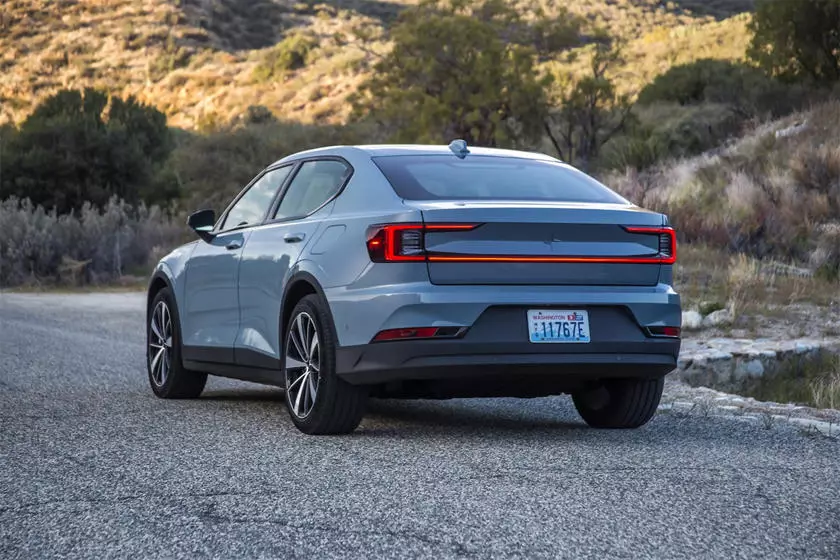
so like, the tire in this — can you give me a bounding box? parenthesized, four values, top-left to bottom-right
(283, 294, 368, 435)
(572, 377, 663, 429)
(147, 287, 207, 399)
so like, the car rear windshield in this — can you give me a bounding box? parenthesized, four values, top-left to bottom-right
(372, 155, 627, 204)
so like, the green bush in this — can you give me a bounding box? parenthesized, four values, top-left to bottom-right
(749, 0, 840, 85)
(600, 103, 744, 171)
(638, 59, 807, 118)
(252, 32, 318, 82)
(0, 89, 174, 214)
(170, 120, 377, 213)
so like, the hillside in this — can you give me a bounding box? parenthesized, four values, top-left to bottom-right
(1, 0, 755, 129)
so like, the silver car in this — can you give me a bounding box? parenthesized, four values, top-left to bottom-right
(146, 141, 681, 434)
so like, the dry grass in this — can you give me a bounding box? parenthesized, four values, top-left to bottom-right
(810, 366, 840, 410)
(0, 0, 755, 129)
(607, 100, 840, 280)
(676, 244, 839, 312)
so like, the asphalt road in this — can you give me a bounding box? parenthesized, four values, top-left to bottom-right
(1, 293, 838, 559)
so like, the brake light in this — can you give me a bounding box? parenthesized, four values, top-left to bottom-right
(648, 326, 681, 338)
(624, 227, 677, 264)
(371, 326, 465, 342)
(366, 223, 478, 263)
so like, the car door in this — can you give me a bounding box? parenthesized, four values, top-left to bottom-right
(181, 165, 293, 364)
(235, 158, 353, 369)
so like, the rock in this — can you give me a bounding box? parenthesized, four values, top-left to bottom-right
(734, 359, 765, 381)
(682, 310, 703, 330)
(775, 121, 808, 138)
(699, 300, 725, 315)
(703, 309, 734, 328)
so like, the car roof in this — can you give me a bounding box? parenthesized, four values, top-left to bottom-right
(271, 144, 561, 167)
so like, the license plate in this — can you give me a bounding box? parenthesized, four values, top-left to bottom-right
(527, 309, 590, 343)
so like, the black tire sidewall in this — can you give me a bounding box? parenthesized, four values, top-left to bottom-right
(284, 294, 363, 433)
(146, 288, 186, 397)
(284, 296, 332, 424)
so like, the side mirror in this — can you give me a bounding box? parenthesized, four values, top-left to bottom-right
(187, 209, 216, 242)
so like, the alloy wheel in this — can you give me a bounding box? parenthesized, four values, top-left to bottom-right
(149, 301, 173, 387)
(285, 311, 321, 418)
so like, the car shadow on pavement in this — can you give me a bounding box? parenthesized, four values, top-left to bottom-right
(360, 397, 587, 435)
(200, 388, 284, 402)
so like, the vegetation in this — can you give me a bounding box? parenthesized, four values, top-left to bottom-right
(0, 89, 174, 214)
(749, 0, 840, 84)
(0, 197, 186, 286)
(252, 32, 318, 82)
(544, 42, 633, 170)
(606, 100, 840, 279)
(2, 0, 840, 293)
(351, 0, 570, 146)
(0, 0, 756, 128)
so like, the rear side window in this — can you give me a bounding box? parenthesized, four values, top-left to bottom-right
(274, 160, 351, 220)
(372, 155, 627, 204)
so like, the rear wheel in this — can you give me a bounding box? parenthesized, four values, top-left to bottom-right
(283, 295, 368, 435)
(147, 288, 207, 399)
(572, 377, 663, 429)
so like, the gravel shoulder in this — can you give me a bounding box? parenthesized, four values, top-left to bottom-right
(1, 292, 839, 559)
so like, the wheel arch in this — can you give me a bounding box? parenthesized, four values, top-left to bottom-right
(147, 270, 174, 321)
(280, 272, 338, 353)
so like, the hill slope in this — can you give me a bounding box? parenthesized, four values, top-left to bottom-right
(1, 0, 754, 129)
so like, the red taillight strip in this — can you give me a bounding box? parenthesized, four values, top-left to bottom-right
(367, 223, 676, 265)
(426, 255, 669, 264)
(624, 226, 677, 264)
(367, 223, 479, 262)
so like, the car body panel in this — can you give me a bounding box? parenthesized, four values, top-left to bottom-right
(181, 230, 250, 363)
(234, 206, 329, 368)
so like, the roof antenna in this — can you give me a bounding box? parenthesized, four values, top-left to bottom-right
(448, 139, 470, 159)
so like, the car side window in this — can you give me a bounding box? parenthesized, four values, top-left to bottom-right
(220, 166, 292, 230)
(273, 160, 350, 221)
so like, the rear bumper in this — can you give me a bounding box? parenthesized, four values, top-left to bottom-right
(336, 338, 679, 386)
(336, 302, 680, 389)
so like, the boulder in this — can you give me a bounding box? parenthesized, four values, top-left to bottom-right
(682, 310, 703, 331)
(703, 308, 734, 328)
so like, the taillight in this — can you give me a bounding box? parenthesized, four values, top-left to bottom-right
(366, 223, 478, 263)
(623, 227, 677, 264)
(371, 326, 465, 342)
(647, 326, 681, 338)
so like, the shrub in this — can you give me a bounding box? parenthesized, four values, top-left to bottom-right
(0, 89, 174, 214)
(600, 103, 744, 170)
(252, 32, 318, 82)
(170, 120, 376, 212)
(638, 59, 807, 119)
(602, 101, 840, 270)
(0, 197, 188, 287)
(749, 0, 840, 85)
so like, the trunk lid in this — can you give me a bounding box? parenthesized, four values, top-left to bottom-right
(412, 200, 666, 286)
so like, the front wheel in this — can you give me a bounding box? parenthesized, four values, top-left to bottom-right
(572, 377, 663, 429)
(283, 295, 368, 435)
(147, 288, 207, 399)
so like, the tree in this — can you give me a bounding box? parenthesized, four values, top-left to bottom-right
(543, 42, 633, 171)
(748, 0, 840, 85)
(350, 0, 581, 147)
(0, 88, 173, 213)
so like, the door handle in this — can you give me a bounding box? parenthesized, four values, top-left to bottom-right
(225, 240, 242, 250)
(284, 233, 305, 243)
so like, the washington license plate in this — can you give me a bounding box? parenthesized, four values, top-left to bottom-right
(527, 310, 590, 343)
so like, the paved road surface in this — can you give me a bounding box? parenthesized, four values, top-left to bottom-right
(1, 293, 838, 559)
